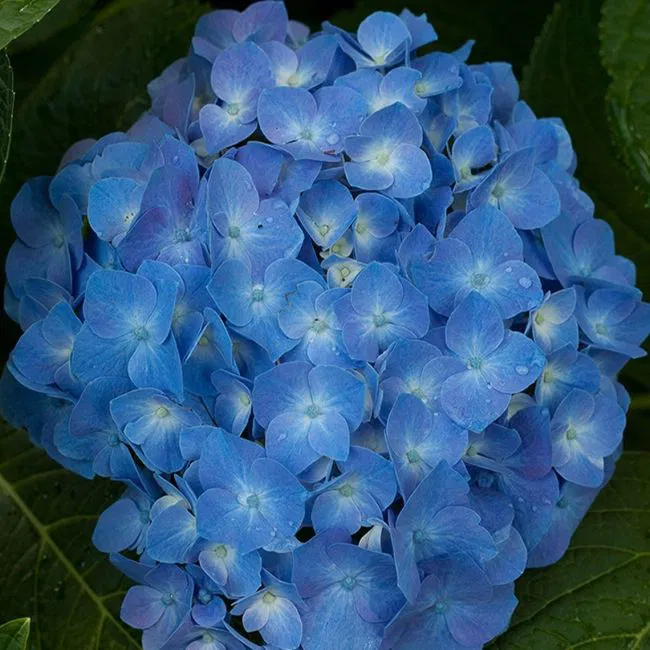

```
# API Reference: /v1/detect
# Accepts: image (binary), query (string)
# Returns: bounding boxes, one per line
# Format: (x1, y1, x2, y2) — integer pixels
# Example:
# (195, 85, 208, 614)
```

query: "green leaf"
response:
(329, 0, 555, 72)
(492, 451, 650, 649)
(0, 423, 137, 649)
(0, 51, 14, 186)
(600, 0, 650, 201)
(0, 0, 64, 50)
(9, 0, 96, 54)
(0, 618, 30, 650)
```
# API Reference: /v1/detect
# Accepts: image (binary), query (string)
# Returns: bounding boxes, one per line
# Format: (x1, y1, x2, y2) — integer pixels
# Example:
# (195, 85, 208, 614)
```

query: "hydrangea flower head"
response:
(3, 2, 649, 649)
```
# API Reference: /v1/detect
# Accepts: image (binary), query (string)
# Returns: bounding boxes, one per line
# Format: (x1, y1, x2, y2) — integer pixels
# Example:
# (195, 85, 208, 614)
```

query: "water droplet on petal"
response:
(273, 200, 284, 210)
(266, 216, 274, 224)
(172, 155, 180, 166)
(505, 266, 512, 273)
(326, 133, 339, 145)
(518, 277, 532, 289)
(515, 365, 529, 376)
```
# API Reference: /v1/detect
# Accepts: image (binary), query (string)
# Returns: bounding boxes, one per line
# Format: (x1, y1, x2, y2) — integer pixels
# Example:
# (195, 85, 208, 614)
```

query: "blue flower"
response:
(85, 141, 162, 245)
(63, 376, 140, 480)
(117, 142, 207, 270)
(333, 262, 429, 362)
(344, 103, 432, 198)
(196, 428, 307, 552)
(252, 361, 365, 474)
(93, 487, 153, 554)
(384, 556, 517, 649)
(210, 370, 252, 435)
(187, 565, 227, 629)
(6, 180, 82, 298)
(469, 147, 560, 229)
(145, 477, 199, 563)
(328, 11, 411, 69)
(209, 257, 324, 361)
(575, 286, 650, 359)
(535, 344, 600, 412)
(527, 481, 599, 567)
(182, 308, 235, 397)
(71, 268, 184, 399)
(111, 388, 201, 472)
(411, 51, 462, 98)
(543, 215, 636, 287)
(292, 530, 405, 650)
(296, 180, 356, 249)
(551, 389, 625, 487)
(310, 445, 397, 533)
(440, 292, 545, 431)
(411, 205, 543, 318)
(120, 564, 194, 650)
(386, 394, 467, 499)
(277, 281, 353, 367)
(450, 125, 496, 191)
(334, 67, 428, 115)
(264, 33, 339, 89)
(392, 460, 497, 602)
(207, 157, 303, 275)
(195, 539, 262, 599)
(230, 571, 306, 649)
(9, 301, 81, 398)
(529, 287, 579, 353)
(257, 85, 367, 161)
(351, 192, 400, 263)
(199, 42, 274, 153)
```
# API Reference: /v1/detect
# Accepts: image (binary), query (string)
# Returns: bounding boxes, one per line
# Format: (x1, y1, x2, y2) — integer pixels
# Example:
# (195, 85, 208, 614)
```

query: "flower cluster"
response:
(2, 2, 649, 649)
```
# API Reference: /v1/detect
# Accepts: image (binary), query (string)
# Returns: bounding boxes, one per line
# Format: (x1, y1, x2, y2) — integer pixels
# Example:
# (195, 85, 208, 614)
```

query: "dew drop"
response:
(326, 133, 340, 145)
(515, 365, 529, 375)
(266, 216, 274, 224)
(505, 266, 512, 273)
(273, 200, 285, 210)
(518, 277, 532, 289)
(172, 155, 180, 166)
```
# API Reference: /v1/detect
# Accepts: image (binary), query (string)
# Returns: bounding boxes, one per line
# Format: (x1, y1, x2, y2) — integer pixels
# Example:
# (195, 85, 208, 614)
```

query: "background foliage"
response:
(0, 0, 648, 647)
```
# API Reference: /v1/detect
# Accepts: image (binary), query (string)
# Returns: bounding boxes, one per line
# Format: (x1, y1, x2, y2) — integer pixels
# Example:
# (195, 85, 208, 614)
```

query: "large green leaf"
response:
(0, 618, 30, 650)
(492, 451, 650, 648)
(601, 0, 650, 200)
(0, 424, 137, 649)
(8, 0, 97, 54)
(0, 51, 13, 186)
(330, 0, 555, 72)
(0, 0, 64, 50)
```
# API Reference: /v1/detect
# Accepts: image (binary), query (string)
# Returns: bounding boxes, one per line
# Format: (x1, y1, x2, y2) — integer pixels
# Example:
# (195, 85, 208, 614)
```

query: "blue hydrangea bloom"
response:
(411, 205, 543, 317)
(384, 555, 517, 649)
(196, 427, 307, 552)
(120, 564, 194, 650)
(70, 269, 184, 399)
(3, 3, 649, 649)
(440, 292, 545, 431)
(529, 287, 579, 353)
(333, 262, 429, 362)
(252, 361, 365, 474)
(310, 445, 396, 533)
(230, 570, 306, 649)
(392, 460, 497, 602)
(292, 530, 404, 650)
(344, 103, 432, 198)
(550, 389, 625, 487)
